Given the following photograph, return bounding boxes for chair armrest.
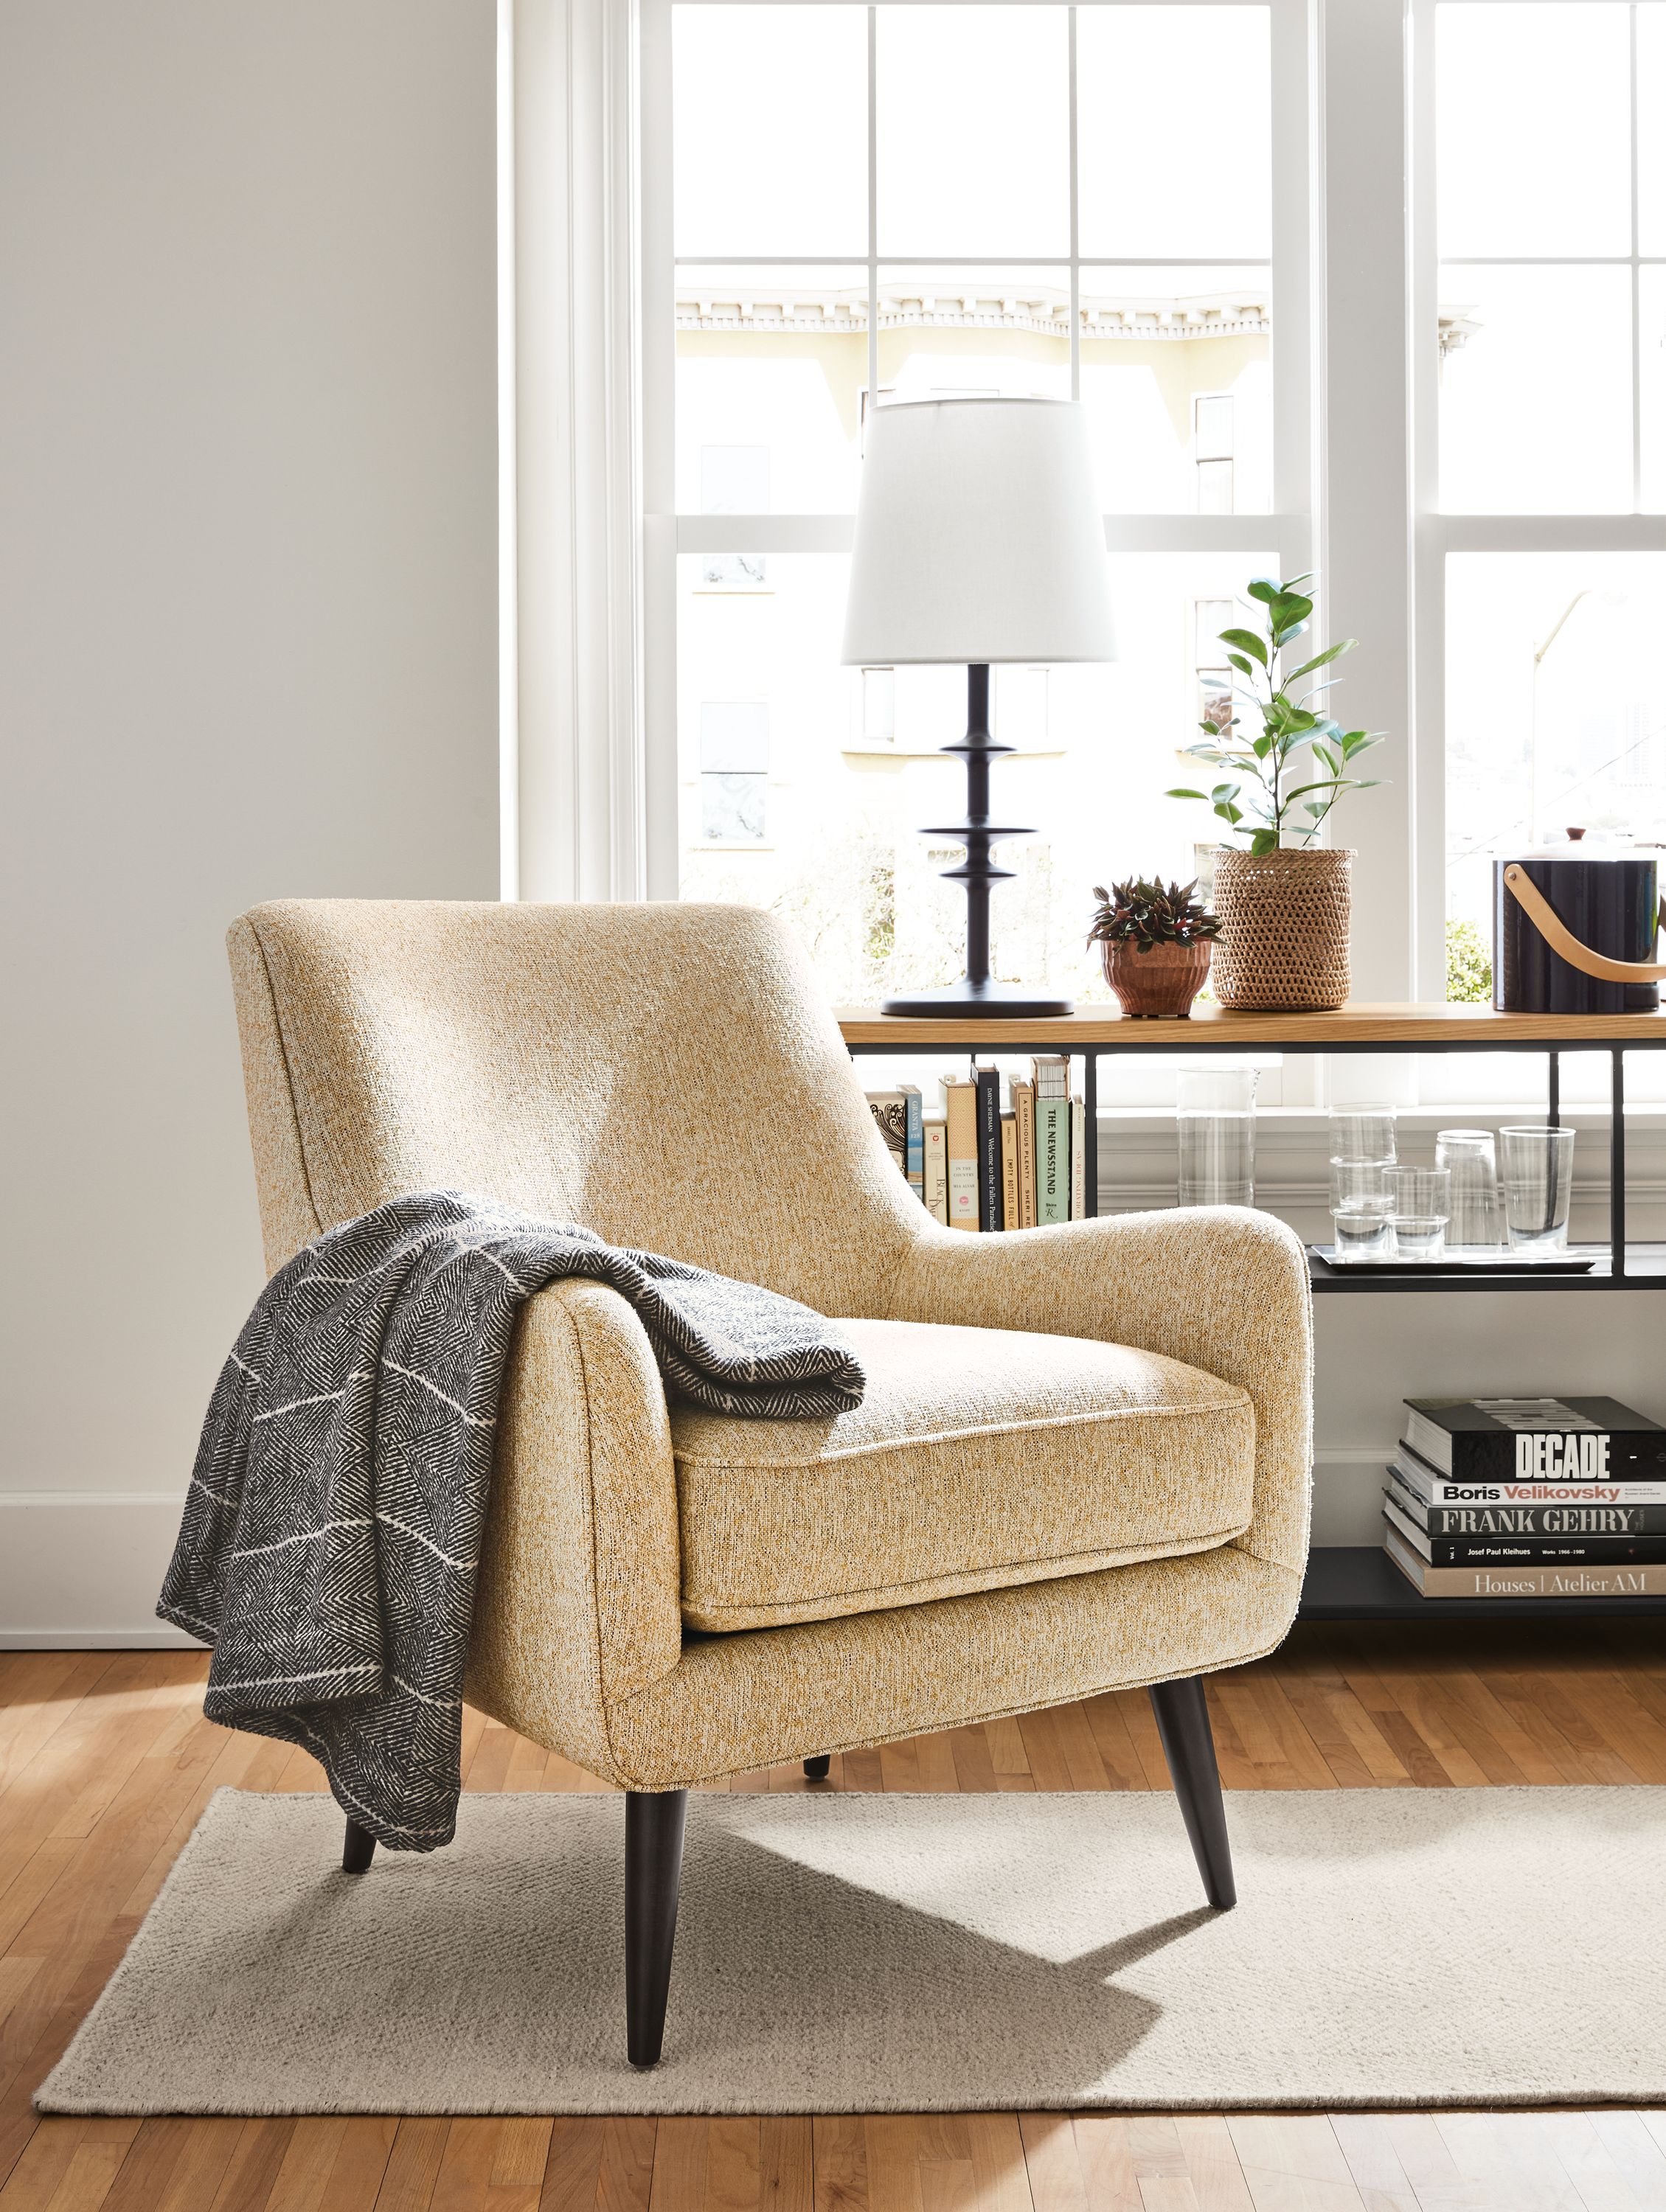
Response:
[465,1279,684,1783]
[887,1208,1313,1573]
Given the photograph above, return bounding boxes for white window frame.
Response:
[512,0,1641,1074]
[1404,0,1666,1107]
[640,0,1319,910]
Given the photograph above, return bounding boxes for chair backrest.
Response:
[228,898,926,1317]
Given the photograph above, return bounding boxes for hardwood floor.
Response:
[3,1623,1665,2211]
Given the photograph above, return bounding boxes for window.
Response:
[653,1,1307,1012]
[1420,0,1666,1096]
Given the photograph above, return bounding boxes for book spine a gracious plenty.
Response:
[1384,1528,1666,1599]
[1013,1081,1038,1229]
[974,1063,1004,1231]
[1389,1444,1666,1508]
[1384,1493,1666,1567]
[923,1116,948,1225]
[941,1077,979,1231]
[1070,1095,1086,1220]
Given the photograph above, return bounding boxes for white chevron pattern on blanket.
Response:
[159,1192,866,1850]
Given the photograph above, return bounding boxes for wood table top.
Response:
[835,1001,1666,1048]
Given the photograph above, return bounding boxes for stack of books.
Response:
[867,1057,1088,1230]
[1384,1396,1666,1599]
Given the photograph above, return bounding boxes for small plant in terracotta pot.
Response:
[1089,877,1221,1019]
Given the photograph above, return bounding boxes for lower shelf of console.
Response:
[1297,1545,1666,1621]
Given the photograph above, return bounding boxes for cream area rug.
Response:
[38,1784,1666,2115]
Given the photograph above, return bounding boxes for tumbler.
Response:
[1176,1067,1257,1206]
[1501,1126,1576,1254]
[1435,1128,1504,1248]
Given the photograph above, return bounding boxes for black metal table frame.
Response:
[845,1033,1666,1292]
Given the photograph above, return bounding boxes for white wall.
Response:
[0,0,499,1641]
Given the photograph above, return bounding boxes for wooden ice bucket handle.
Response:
[1502,863,1666,984]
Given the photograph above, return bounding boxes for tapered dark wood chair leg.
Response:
[341,1818,376,1875]
[625,1789,688,2068]
[1148,1676,1236,1909]
[802,1754,831,1781]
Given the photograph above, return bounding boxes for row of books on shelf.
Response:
[1384,1396,1666,1599]
[867,1057,1087,1231]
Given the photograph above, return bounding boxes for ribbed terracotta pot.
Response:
[1101,937,1213,1018]
[1211,846,1353,1011]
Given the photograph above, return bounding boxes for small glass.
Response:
[1502,1125,1577,1254]
[1330,1161,1392,1263]
[1329,1106,1398,1166]
[1436,1128,1504,1248]
[1176,1065,1257,1206]
[1387,1166,1452,1263]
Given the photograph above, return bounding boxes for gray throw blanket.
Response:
[159,1192,864,1850]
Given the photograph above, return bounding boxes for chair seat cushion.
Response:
[670,1316,1255,1632]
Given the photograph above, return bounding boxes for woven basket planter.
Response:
[1211,846,1353,1011]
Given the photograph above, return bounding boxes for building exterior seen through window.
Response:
[670,2,1278,1009]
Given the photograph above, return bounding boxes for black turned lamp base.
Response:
[886,663,1072,1018]
[880,979,1075,1019]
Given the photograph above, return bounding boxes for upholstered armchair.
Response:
[228,898,1312,2066]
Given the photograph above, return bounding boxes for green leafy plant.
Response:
[1445,916,1493,1005]
[1088,877,1221,955]
[1167,576,1384,856]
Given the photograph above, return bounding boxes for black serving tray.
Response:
[1308,1245,1595,1276]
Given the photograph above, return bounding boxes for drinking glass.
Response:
[1330,1160,1391,1262]
[1502,1125,1577,1254]
[1387,1166,1451,1262]
[1329,1105,1398,1166]
[1176,1066,1257,1206]
[1435,1128,1504,1248]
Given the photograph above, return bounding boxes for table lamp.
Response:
[841,396,1116,1018]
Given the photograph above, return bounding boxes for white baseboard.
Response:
[0,1493,206,1649]
[1,1470,1387,1648]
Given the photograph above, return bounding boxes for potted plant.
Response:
[1089,877,1221,1018]
[1167,577,1384,1010]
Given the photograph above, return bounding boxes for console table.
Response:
[837,1000,1666,1622]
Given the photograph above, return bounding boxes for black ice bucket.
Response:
[1493,844,1666,1014]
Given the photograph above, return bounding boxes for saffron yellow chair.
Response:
[227,898,1312,2065]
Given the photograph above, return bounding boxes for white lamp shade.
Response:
[841,397,1115,667]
